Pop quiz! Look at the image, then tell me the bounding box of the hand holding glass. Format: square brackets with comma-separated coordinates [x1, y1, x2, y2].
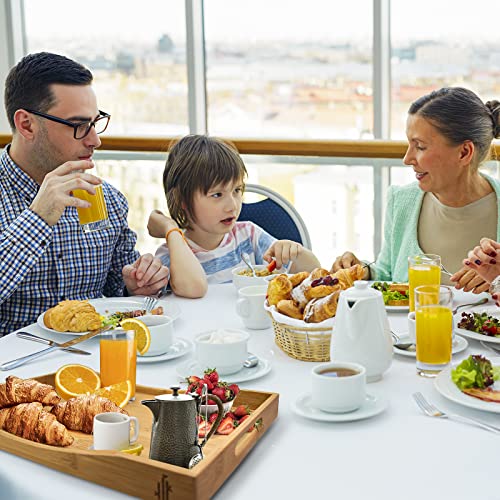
[415, 285, 453, 377]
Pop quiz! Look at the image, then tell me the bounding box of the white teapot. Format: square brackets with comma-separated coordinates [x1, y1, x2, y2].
[331, 281, 393, 382]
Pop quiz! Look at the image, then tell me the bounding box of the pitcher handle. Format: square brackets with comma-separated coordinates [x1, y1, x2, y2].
[199, 394, 224, 448]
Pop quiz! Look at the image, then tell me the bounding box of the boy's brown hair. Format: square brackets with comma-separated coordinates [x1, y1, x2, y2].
[163, 135, 247, 229]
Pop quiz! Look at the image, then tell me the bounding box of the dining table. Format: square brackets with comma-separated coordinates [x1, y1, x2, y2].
[0, 283, 499, 500]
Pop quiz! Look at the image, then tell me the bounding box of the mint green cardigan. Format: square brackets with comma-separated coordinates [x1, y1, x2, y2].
[371, 174, 500, 282]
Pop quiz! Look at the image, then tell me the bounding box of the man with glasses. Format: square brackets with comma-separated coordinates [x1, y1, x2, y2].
[0, 52, 169, 335]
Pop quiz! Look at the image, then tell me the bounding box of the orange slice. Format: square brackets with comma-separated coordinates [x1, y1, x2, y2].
[55, 364, 101, 400]
[94, 380, 132, 408]
[120, 318, 151, 355]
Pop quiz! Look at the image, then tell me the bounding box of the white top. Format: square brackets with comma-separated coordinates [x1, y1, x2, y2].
[0, 284, 497, 500]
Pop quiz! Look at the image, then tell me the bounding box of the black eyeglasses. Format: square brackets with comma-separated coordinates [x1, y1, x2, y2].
[24, 109, 111, 139]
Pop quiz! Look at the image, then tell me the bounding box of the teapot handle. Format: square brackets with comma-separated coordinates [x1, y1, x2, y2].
[199, 394, 224, 448]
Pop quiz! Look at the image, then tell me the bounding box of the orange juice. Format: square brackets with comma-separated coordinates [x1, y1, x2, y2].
[100, 333, 137, 397]
[409, 264, 441, 311]
[74, 185, 109, 230]
[415, 305, 452, 365]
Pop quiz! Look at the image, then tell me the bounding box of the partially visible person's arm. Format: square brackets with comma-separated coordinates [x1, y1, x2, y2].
[330, 252, 369, 279]
[462, 237, 500, 284]
[148, 210, 207, 298]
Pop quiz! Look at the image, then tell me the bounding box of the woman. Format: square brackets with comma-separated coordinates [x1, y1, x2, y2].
[332, 87, 500, 293]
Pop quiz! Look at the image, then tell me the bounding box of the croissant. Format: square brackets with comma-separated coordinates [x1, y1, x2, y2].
[44, 300, 101, 332]
[276, 299, 304, 320]
[0, 376, 60, 409]
[0, 402, 73, 447]
[51, 394, 127, 434]
[304, 291, 341, 323]
[332, 264, 365, 290]
[267, 274, 293, 306]
[289, 272, 310, 288]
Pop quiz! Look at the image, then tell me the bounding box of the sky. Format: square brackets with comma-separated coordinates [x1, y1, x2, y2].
[23, 0, 500, 45]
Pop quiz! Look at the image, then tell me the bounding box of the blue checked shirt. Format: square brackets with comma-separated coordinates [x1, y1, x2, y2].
[0, 147, 140, 335]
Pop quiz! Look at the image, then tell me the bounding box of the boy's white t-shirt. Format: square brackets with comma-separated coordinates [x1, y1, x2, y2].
[155, 221, 276, 284]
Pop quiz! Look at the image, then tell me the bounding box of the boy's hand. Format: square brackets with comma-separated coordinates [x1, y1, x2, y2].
[148, 209, 178, 239]
[263, 240, 303, 270]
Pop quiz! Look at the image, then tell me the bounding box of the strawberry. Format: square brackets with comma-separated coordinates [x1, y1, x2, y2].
[201, 379, 214, 392]
[208, 412, 220, 424]
[225, 412, 236, 420]
[204, 368, 219, 385]
[238, 415, 262, 432]
[267, 259, 277, 272]
[212, 386, 228, 403]
[207, 399, 216, 405]
[233, 405, 250, 418]
[216, 416, 236, 435]
[187, 381, 199, 394]
[186, 375, 201, 385]
[228, 383, 240, 398]
[198, 421, 212, 438]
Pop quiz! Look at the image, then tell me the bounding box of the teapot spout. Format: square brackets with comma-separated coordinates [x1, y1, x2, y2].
[141, 399, 160, 421]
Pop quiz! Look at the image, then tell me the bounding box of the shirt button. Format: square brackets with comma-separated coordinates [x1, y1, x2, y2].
[57, 253, 63, 259]
[40, 241, 46, 247]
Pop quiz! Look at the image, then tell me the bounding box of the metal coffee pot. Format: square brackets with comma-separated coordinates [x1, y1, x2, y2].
[142, 386, 224, 468]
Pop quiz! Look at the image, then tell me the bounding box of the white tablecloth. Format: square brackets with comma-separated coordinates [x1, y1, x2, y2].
[0, 284, 498, 500]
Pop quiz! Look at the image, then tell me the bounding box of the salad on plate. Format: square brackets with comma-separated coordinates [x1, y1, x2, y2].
[371, 282, 409, 306]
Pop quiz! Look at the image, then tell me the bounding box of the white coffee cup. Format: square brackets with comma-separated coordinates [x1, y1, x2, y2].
[408, 311, 416, 344]
[195, 329, 250, 375]
[236, 285, 271, 330]
[93, 412, 139, 450]
[138, 315, 174, 356]
[311, 362, 366, 413]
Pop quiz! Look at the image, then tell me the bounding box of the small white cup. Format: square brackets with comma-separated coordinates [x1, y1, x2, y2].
[195, 329, 250, 375]
[311, 362, 366, 413]
[93, 412, 139, 451]
[236, 285, 271, 330]
[407, 311, 416, 344]
[138, 315, 174, 356]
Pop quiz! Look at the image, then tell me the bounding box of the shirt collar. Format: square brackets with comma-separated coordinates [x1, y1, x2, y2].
[0, 146, 39, 200]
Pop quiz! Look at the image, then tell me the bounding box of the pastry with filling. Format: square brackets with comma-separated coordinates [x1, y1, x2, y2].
[276, 299, 303, 320]
[303, 290, 341, 323]
[266, 274, 293, 306]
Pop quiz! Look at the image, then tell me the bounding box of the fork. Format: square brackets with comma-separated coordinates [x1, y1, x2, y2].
[452, 297, 488, 315]
[413, 392, 500, 434]
[143, 296, 159, 313]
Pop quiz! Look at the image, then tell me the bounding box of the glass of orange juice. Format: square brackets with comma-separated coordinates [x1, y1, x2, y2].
[100, 330, 137, 398]
[415, 285, 453, 377]
[73, 165, 110, 232]
[408, 254, 441, 312]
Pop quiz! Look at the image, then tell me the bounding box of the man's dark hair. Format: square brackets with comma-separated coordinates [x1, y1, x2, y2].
[4, 52, 93, 131]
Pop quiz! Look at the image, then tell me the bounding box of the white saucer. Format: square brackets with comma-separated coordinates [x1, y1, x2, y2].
[176, 355, 272, 383]
[393, 334, 468, 357]
[291, 393, 388, 422]
[137, 337, 193, 364]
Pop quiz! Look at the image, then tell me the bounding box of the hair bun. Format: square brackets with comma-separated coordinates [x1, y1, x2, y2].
[486, 100, 500, 138]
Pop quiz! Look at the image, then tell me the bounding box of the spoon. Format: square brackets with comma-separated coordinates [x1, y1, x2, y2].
[391, 331, 414, 351]
[241, 252, 257, 277]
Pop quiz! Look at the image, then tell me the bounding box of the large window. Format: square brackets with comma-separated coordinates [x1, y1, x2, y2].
[24, 0, 189, 137]
[204, 0, 373, 139]
[391, 1, 500, 139]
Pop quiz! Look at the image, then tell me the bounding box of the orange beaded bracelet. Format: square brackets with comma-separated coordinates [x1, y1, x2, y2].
[165, 228, 187, 244]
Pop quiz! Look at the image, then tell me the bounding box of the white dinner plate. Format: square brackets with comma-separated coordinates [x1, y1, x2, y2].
[291, 393, 388, 422]
[176, 355, 272, 384]
[393, 334, 468, 358]
[454, 305, 500, 345]
[434, 356, 500, 414]
[37, 297, 181, 336]
[385, 304, 409, 312]
[137, 337, 193, 364]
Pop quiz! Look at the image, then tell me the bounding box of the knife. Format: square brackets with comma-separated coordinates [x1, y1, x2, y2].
[16, 332, 91, 355]
[0, 325, 111, 371]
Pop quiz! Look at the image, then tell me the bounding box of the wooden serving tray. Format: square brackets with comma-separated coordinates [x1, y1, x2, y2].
[0, 373, 279, 499]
